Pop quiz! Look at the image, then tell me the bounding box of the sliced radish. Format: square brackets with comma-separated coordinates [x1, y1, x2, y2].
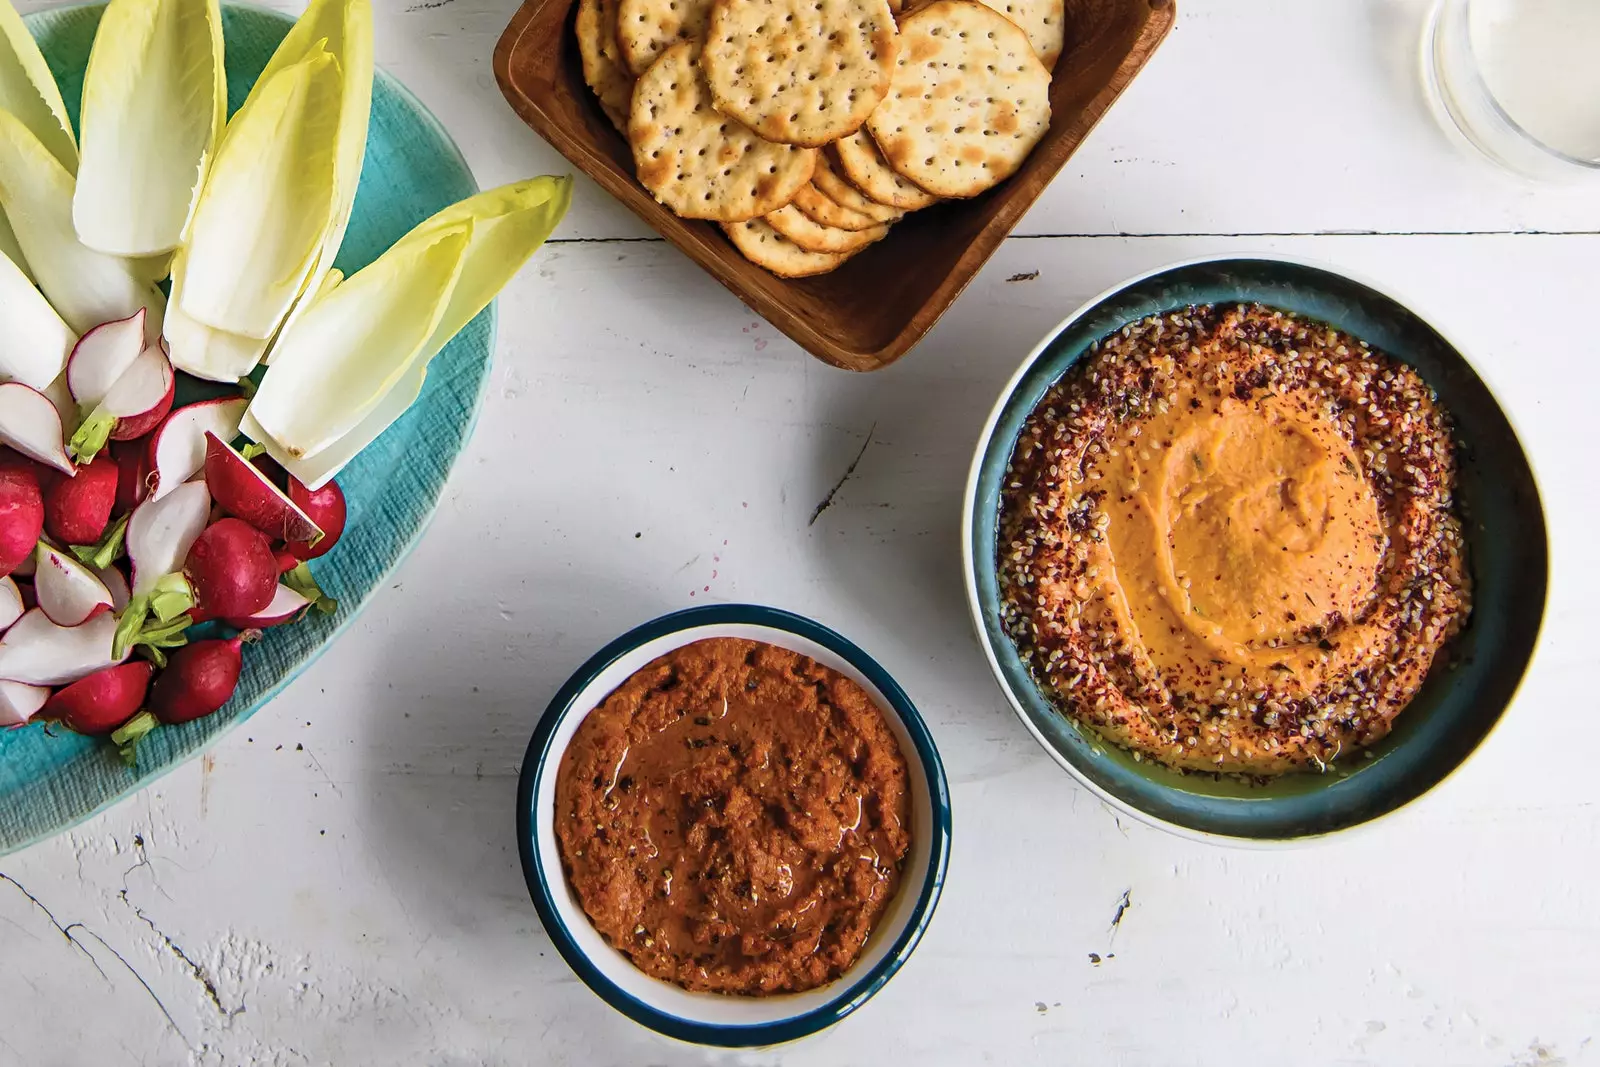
[0, 383, 74, 475]
[225, 581, 309, 629]
[0, 608, 122, 686]
[67, 309, 148, 409]
[67, 344, 175, 463]
[203, 432, 322, 543]
[33, 544, 113, 626]
[92, 563, 130, 613]
[0, 679, 50, 727]
[0, 575, 23, 631]
[126, 480, 210, 597]
[148, 397, 247, 500]
[102, 346, 174, 440]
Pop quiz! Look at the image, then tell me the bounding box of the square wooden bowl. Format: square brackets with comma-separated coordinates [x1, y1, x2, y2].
[494, 0, 1175, 371]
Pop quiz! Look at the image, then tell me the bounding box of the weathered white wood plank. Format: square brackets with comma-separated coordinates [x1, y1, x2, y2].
[0, 232, 1594, 1066]
[15, 0, 1592, 241]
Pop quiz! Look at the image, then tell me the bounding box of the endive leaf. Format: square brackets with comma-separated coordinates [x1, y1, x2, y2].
[163, 244, 268, 381]
[0, 212, 31, 283]
[247, 223, 471, 459]
[176, 47, 341, 339]
[250, 0, 373, 365]
[73, 0, 226, 257]
[0, 4, 77, 173]
[0, 108, 166, 337]
[239, 362, 418, 490]
[404, 177, 574, 366]
[245, 177, 572, 484]
[0, 246, 74, 390]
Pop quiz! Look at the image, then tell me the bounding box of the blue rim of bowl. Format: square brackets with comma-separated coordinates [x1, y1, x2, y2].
[962, 254, 1549, 844]
[516, 604, 953, 1047]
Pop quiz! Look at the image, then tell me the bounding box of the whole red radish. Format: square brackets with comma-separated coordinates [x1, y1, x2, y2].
[151, 634, 255, 724]
[112, 439, 153, 516]
[44, 453, 118, 544]
[0, 467, 43, 576]
[184, 518, 277, 620]
[286, 477, 345, 560]
[44, 661, 153, 735]
[274, 548, 299, 574]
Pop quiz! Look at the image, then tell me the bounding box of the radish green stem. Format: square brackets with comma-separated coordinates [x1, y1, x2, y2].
[66, 406, 116, 463]
[283, 562, 335, 614]
[69, 512, 128, 570]
[111, 709, 158, 766]
[148, 572, 193, 622]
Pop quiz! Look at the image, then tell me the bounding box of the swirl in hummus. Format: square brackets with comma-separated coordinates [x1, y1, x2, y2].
[998, 304, 1470, 775]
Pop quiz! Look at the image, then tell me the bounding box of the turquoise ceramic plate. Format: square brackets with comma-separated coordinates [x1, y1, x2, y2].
[0, 4, 491, 855]
[964, 257, 1548, 843]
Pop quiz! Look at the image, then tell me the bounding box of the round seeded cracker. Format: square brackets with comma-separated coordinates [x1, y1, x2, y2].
[791, 182, 897, 230]
[630, 41, 816, 221]
[722, 217, 851, 277]
[701, 0, 899, 147]
[905, 0, 1064, 67]
[831, 132, 940, 209]
[811, 149, 916, 221]
[617, 0, 716, 77]
[866, 0, 1051, 198]
[577, 0, 635, 133]
[764, 203, 890, 253]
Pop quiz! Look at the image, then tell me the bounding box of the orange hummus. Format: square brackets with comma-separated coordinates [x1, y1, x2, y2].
[998, 305, 1470, 775]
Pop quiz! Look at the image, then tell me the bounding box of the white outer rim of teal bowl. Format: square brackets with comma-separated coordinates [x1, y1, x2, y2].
[959, 252, 1549, 850]
[516, 604, 952, 1048]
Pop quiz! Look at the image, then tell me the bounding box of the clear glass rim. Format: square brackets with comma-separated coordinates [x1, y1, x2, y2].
[1444, 0, 1600, 171]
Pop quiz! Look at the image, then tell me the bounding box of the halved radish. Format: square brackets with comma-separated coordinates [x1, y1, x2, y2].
[0, 680, 50, 728]
[147, 397, 247, 500]
[67, 345, 175, 464]
[126, 480, 210, 597]
[33, 544, 113, 626]
[225, 582, 309, 628]
[107, 348, 176, 441]
[92, 563, 131, 613]
[286, 475, 345, 560]
[67, 309, 148, 410]
[0, 575, 23, 631]
[0, 608, 122, 686]
[204, 433, 322, 544]
[0, 383, 74, 475]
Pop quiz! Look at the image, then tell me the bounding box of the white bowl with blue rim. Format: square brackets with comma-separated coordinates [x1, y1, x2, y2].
[516, 604, 952, 1047]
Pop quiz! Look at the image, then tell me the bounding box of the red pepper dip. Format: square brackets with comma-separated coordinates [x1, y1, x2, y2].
[554, 637, 912, 995]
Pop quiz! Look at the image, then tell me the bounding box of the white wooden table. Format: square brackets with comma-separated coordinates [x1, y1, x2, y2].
[3, 2, 1596, 1064]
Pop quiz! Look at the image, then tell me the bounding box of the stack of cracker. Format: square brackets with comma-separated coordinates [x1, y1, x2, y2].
[577, 0, 1061, 277]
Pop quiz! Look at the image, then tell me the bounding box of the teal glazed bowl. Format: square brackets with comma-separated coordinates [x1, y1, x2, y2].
[517, 605, 951, 1047]
[0, 4, 492, 855]
[963, 256, 1548, 843]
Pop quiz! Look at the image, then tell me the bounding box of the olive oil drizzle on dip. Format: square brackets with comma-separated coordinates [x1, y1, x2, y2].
[998, 305, 1470, 776]
[555, 638, 911, 995]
